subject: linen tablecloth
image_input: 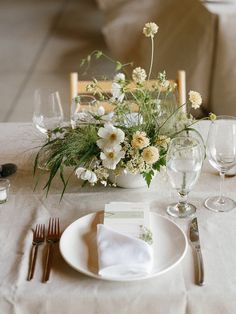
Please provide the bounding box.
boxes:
[1,122,236,314]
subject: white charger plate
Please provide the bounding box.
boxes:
[59,212,187,282]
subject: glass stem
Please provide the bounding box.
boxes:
[218,171,225,204]
[177,192,188,214]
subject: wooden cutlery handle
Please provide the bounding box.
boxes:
[27,245,39,281]
[43,243,54,282]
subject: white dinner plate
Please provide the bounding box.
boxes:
[59,212,188,282]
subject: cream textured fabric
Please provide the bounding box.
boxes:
[206,3,236,115]
[1,122,236,313]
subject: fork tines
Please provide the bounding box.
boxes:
[27,223,45,281]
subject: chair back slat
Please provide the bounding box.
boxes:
[70,71,186,112]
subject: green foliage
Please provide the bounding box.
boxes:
[142,169,155,187]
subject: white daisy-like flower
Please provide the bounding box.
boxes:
[189,91,202,109]
[143,22,159,38]
[75,167,86,178]
[100,145,125,170]
[132,67,147,84]
[97,123,125,150]
[111,82,125,102]
[75,167,97,184]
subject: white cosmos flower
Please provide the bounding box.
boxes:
[132,67,147,84]
[97,123,125,149]
[100,145,125,170]
[75,167,97,184]
[111,82,125,102]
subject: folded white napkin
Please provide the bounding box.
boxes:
[97,224,153,278]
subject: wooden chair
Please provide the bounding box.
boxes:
[70,70,186,112]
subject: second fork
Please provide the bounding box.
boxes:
[43,217,60,282]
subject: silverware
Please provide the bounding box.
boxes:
[27,224,45,281]
[43,218,60,282]
[189,217,205,286]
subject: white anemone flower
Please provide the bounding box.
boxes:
[111,82,125,102]
[100,145,125,170]
[97,123,125,149]
[75,167,97,184]
[75,167,86,178]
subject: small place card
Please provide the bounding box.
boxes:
[104,202,152,242]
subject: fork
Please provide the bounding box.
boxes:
[27,224,45,281]
[43,218,60,282]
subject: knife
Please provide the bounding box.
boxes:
[189,217,205,286]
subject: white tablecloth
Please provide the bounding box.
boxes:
[1,122,236,314]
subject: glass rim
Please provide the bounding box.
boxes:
[73,95,97,103]
[169,136,201,146]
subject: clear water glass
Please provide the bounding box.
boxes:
[166,136,203,218]
[205,116,236,212]
[71,95,97,128]
[33,88,64,138]
[0,179,10,204]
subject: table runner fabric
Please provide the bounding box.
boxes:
[1,122,236,313]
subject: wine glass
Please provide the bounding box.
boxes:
[166,136,203,218]
[205,116,236,212]
[33,88,64,138]
[71,95,97,128]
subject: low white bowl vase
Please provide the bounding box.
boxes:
[109,169,148,188]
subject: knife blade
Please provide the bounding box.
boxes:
[189,217,205,286]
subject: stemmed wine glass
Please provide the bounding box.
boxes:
[33,88,64,170]
[205,116,236,212]
[71,95,97,128]
[33,88,64,139]
[166,136,203,218]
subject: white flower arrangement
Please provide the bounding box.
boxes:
[34,22,214,197]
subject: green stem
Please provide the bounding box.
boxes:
[148,37,154,80]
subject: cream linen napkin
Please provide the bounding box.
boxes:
[97,224,153,278]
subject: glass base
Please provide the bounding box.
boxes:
[166,203,196,218]
[204,196,236,212]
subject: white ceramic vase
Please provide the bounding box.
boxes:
[109,169,147,188]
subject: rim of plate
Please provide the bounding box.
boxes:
[59,212,188,282]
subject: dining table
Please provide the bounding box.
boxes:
[0,120,236,314]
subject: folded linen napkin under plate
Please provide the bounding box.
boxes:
[97,224,153,278]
